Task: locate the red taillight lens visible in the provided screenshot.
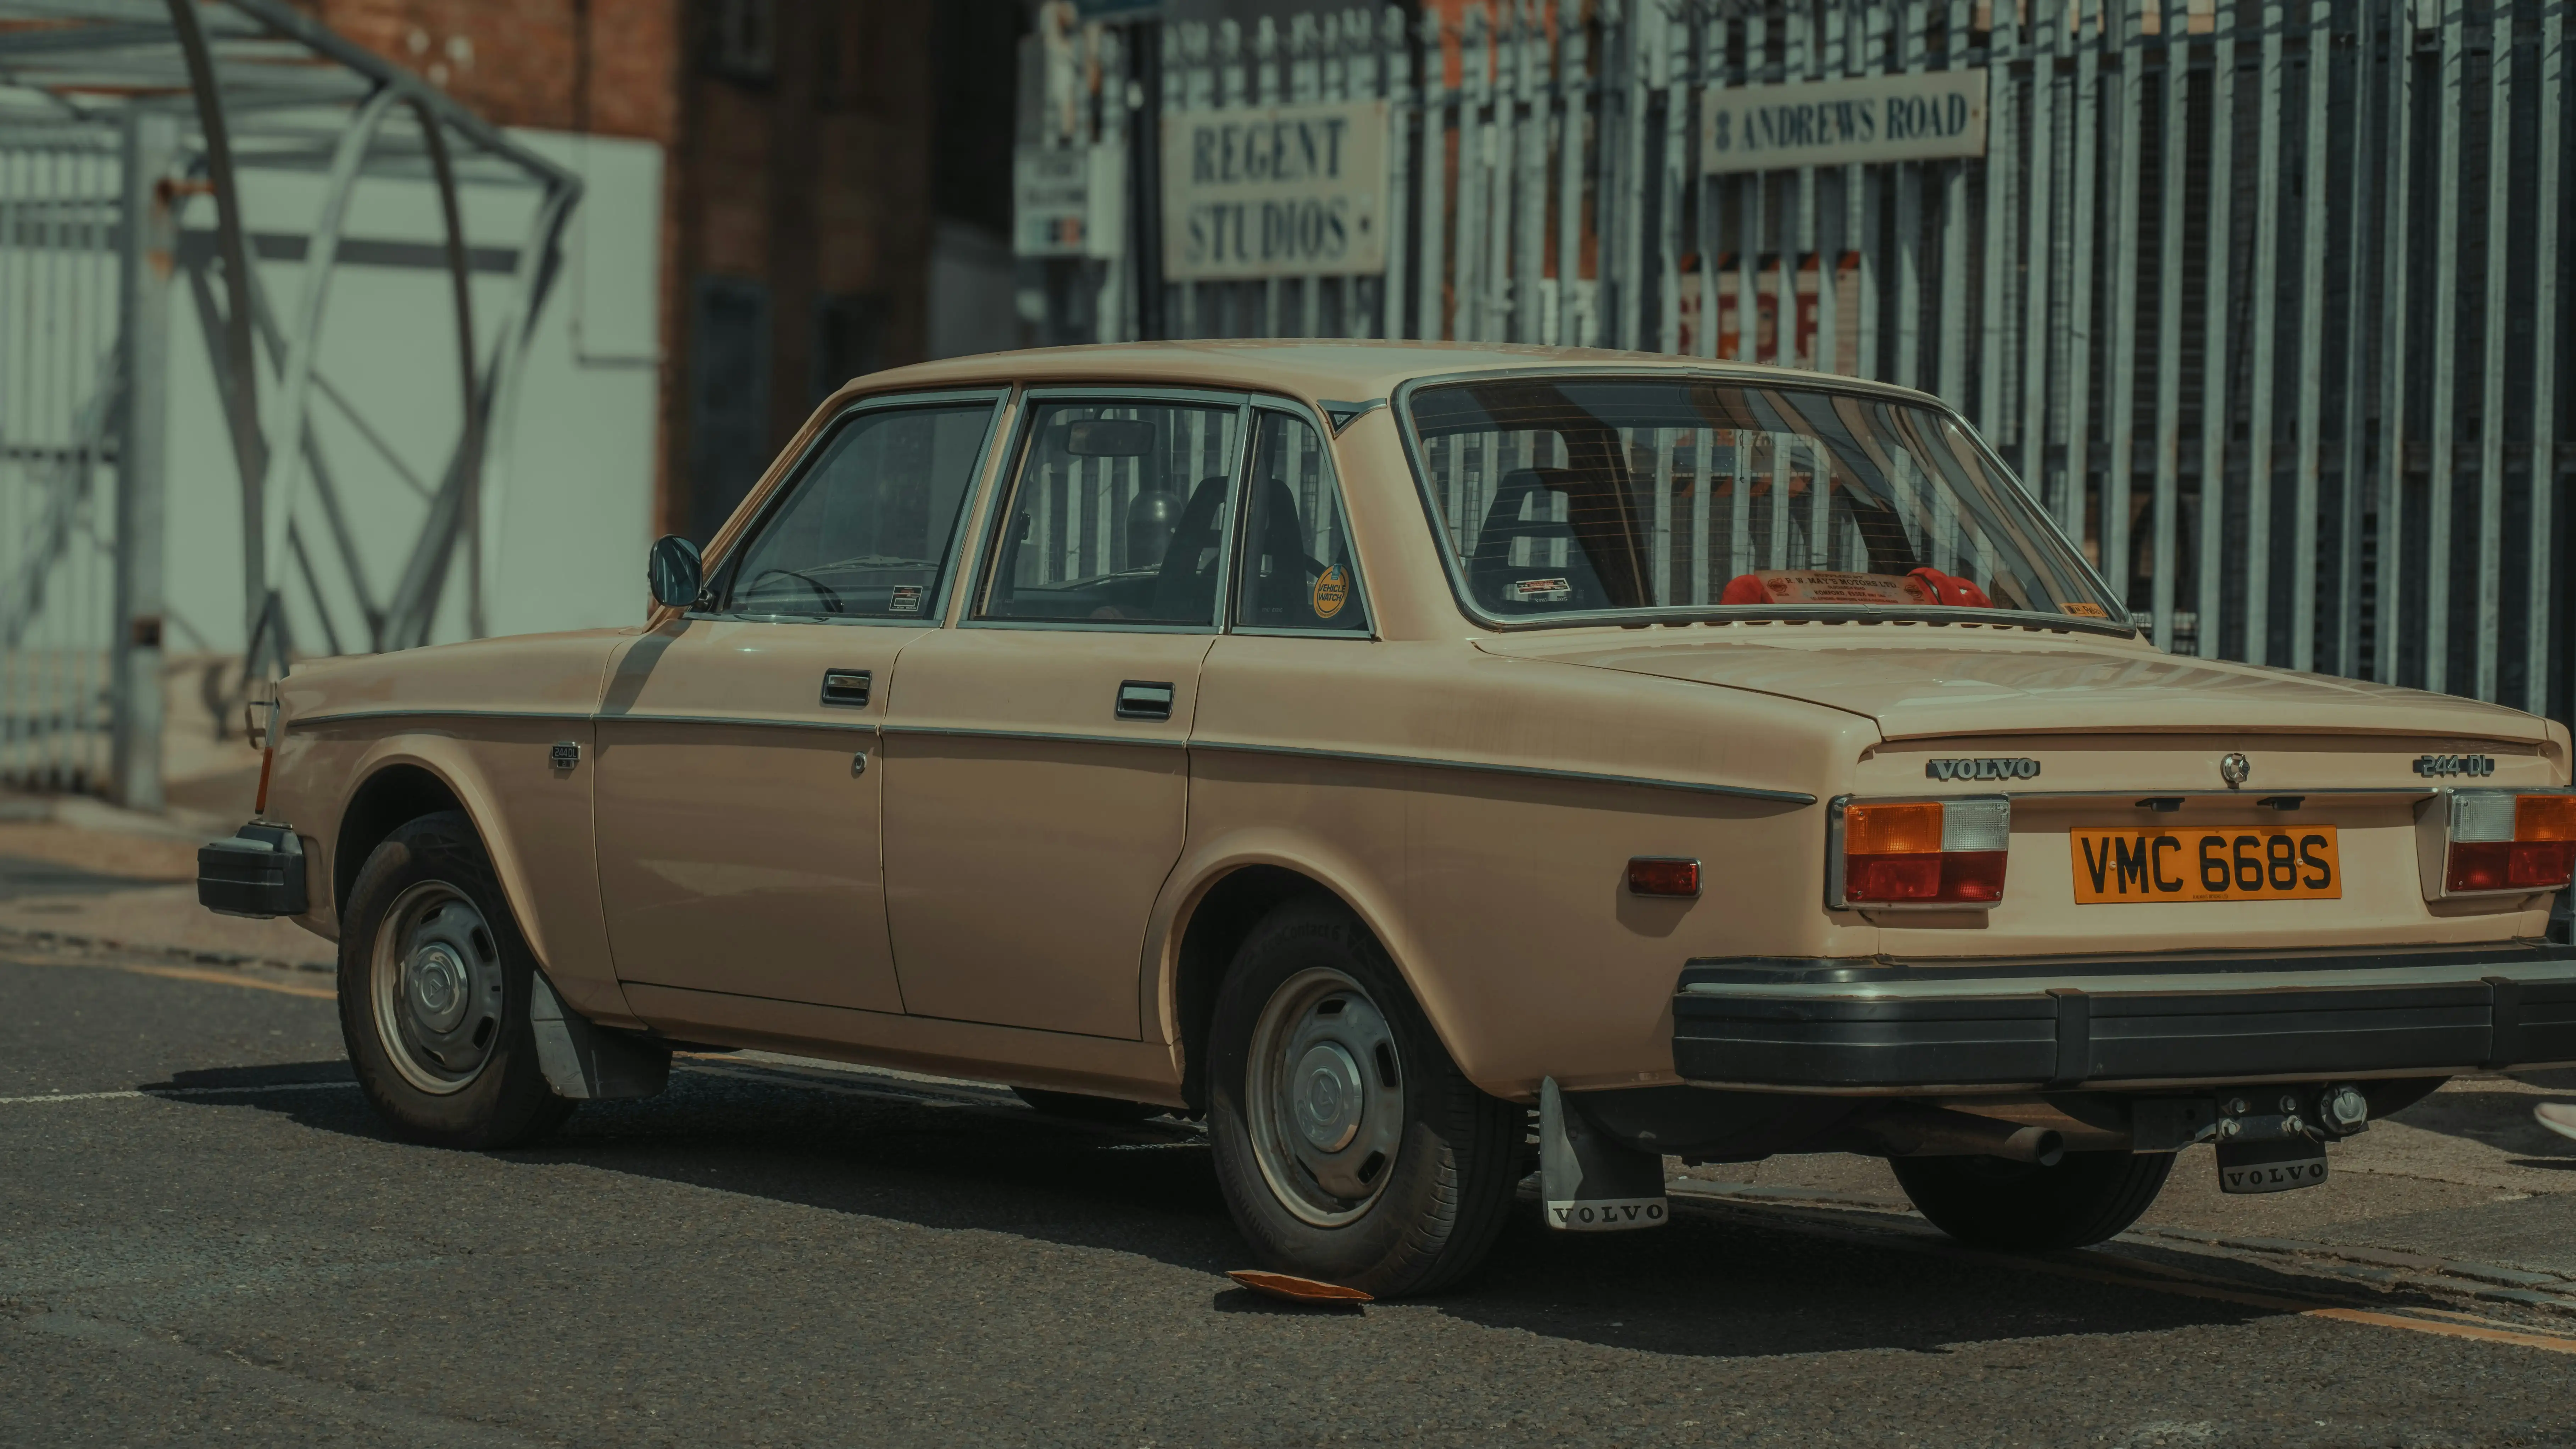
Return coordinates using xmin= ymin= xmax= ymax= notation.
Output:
xmin=2447 ymin=840 xmax=2576 ymax=893
xmin=1836 ymin=797 xmax=2010 ymax=908
xmin=1626 ymin=857 xmax=1701 ymax=897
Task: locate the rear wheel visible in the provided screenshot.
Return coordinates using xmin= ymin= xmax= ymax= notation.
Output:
xmin=1207 ymin=898 xmax=1521 ymax=1297
xmin=1891 ymin=1150 xmax=2174 ymax=1251
xmin=338 ymin=812 xmax=573 ymax=1149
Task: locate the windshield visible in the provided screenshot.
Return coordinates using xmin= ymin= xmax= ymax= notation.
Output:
xmin=1403 ymin=375 xmax=2123 ymax=629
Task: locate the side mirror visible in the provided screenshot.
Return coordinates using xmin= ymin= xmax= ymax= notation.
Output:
xmin=647 ymin=535 xmax=703 ymax=610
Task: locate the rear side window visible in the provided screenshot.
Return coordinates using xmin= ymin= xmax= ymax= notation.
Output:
xmin=978 ymin=399 xmax=1245 ymax=626
xmin=1235 ymin=411 xmax=1368 ymax=633
xmin=717 ymin=402 xmax=995 ymax=619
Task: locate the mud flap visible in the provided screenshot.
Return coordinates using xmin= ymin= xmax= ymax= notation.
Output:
xmin=1540 ymin=1076 xmax=1669 ymax=1231
xmin=529 ymin=973 xmax=671 ymax=1101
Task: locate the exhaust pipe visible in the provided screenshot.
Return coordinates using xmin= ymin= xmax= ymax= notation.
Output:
xmin=1864 ymin=1105 xmax=2065 ymax=1166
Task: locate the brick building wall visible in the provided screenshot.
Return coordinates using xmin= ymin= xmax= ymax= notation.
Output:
xmin=297 ymin=0 xmax=941 ymax=541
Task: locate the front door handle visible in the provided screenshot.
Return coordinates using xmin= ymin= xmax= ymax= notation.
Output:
xmin=1114 ymin=680 xmax=1174 ymax=721
xmin=820 ymin=669 xmax=871 ymax=707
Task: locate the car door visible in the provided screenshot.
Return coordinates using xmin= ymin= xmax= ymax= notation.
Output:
xmin=593 ymin=390 xmax=1005 ymax=1013
xmin=879 ymin=390 xmax=1249 ymax=1038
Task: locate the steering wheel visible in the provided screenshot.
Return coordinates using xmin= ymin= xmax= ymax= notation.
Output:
xmin=746 ymin=567 xmax=844 ymax=613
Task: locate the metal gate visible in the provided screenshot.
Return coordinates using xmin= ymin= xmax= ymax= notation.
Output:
xmin=0 ymin=131 xmax=121 ymax=792
xmin=1033 ymin=0 xmax=2574 ymax=723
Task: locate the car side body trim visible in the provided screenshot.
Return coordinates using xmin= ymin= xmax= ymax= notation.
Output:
xmin=1186 ymin=738 xmax=1817 ymax=804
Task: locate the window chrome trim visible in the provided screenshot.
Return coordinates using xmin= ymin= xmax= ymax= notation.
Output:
xmin=1387 ymin=367 xmax=2137 ymax=640
xmin=1189 ymin=738 xmax=1814 ymax=804
xmin=1230 ymin=396 xmax=1381 ymax=640
xmin=964 ymin=386 xmax=1256 ymax=632
xmin=882 ymin=724 xmax=1186 ymax=751
xmin=692 ymin=386 xmax=1010 ymax=628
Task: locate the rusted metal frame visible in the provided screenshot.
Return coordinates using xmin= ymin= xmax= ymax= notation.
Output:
xmin=2336 ymin=0 xmax=2381 ymax=679
xmin=2472 ymin=0 xmax=2513 ymax=701
xmin=2534 ymin=0 xmax=2564 ymax=713
xmin=252 ymin=83 xmax=399 ymax=648
xmin=2196 ymin=2 xmax=2237 ymax=658
xmin=2425 ymin=0 xmax=2464 ymax=693
xmin=1414 ymin=7 xmax=1448 ymax=340
xmin=2291 ymin=0 xmax=2333 ymax=671
xmin=1978 ymin=0 xmax=2016 ymax=442
xmin=2149 ymin=0 xmax=2188 ymax=650
xmin=2243 ymin=0 xmax=2287 ymax=661
xmin=164 ymin=0 xmax=266 ymax=661
xmin=2102 ymin=0 xmax=2145 ymax=615
xmin=2374 ymin=0 xmax=2414 ymax=684
xmin=1558 ymin=0 xmax=1591 ymax=346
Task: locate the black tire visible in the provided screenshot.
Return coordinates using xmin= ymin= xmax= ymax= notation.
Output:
xmin=338 ymin=811 xmax=573 ymax=1149
xmin=1207 ymin=897 xmax=1522 ymax=1297
xmin=1891 ymin=1150 xmax=2174 ymax=1251
xmin=1013 ymin=1087 xmax=1165 ymax=1122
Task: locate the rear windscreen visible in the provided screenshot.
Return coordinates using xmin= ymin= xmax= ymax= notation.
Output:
xmin=1404 ymin=377 xmax=2120 ymax=626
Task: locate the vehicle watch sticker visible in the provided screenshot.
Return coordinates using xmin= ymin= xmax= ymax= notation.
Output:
xmin=2059 ymin=600 xmax=2110 ymax=618
xmin=1311 ymin=564 xmax=1350 ymax=619
xmin=1512 ymin=576 xmax=1573 ymax=602
xmin=888 ymin=585 xmax=924 ymax=614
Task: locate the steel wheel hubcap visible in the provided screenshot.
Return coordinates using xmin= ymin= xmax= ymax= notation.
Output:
xmin=371 ymin=881 xmax=504 ymax=1095
xmin=1246 ymin=968 xmax=1404 ymax=1227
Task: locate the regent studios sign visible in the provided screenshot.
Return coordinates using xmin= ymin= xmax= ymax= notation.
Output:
xmin=1162 ymin=100 xmax=1390 ymax=280
xmin=1702 ymin=69 xmax=1988 ymax=174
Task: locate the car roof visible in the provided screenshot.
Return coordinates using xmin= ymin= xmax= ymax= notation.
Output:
xmin=838 ymin=340 xmax=1948 ymax=414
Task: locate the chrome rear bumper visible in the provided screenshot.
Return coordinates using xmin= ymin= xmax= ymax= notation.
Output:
xmin=1671 ymin=941 xmax=2576 ymax=1093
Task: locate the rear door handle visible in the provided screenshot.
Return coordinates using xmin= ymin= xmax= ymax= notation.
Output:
xmin=1114 ymin=680 xmax=1174 ymax=721
xmin=820 ymin=669 xmax=871 ymax=707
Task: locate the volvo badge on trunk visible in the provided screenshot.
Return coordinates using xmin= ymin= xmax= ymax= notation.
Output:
xmin=1924 ymin=757 xmax=2041 ymax=782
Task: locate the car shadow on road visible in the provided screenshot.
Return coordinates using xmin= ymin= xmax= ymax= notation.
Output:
xmin=172 ymin=1058 xmax=2283 ymax=1360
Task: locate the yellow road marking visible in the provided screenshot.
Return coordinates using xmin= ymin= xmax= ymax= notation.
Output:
xmin=114 ymin=962 xmax=336 ymax=999
xmin=1674 ymin=1189 xmax=2576 ymax=1358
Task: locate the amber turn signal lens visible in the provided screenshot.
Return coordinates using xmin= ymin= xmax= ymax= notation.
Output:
xmin=1626 ymin=857 xmax=1701 ymax=897
xmin=2516 ymin=794 xmax=2576 ymax=842
xmin=1844 ymin=802 xmax=1943 ymax=855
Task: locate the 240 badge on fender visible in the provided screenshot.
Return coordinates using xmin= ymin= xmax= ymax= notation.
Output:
xmin=2071 ymin=826 xmax=2342 ymax=903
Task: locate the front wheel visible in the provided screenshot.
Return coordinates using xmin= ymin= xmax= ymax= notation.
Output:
xmin=338 ymin=812 xmax=573 ymax=1149
xmin=1891 ymin=1150 xmax=2174 ymax=1251
xmin=1207 ymin=898 xmax=1522 ymax=1297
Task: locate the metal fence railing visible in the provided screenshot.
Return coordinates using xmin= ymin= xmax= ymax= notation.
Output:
xmin=0 ymin=134 xmax=122 ymax=792
xmin=1034 ymin=0 xmax=2573 ymax=726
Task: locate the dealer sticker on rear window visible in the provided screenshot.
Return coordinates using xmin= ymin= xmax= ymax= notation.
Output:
xmin=1512 ymin=577 xmax=1573 ymax=603
xmin=888 ymin=585 xmax=925 ymax=614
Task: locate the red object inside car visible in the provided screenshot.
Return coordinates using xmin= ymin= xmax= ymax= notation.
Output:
xmin=1908 ymin=568 xmax=1992 ymax=608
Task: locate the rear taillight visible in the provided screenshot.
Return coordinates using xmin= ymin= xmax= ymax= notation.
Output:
xmin=2441 ymin=791 xmax=2576 ymax=896
xmin=1830 ymin=796 xmax=2011 ymax=909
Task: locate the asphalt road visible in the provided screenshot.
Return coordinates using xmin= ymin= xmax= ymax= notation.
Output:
xmin=6 ymin=946 xmax=2575 ymax=1449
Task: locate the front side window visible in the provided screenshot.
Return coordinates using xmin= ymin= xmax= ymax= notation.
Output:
xmin=716 ymin=401 xmax=996 ymax=619
xmin=979 ymin=399 xmax=1245 ymax=625
xmin=1405 ymin=376 xmax=2122 ymax=628
xmin=1235 ymin=411 xmax=1368 ymax=633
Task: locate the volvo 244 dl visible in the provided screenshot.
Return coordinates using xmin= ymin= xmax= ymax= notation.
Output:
xmin=200 ymin=342 xmax=2576 ymax=1296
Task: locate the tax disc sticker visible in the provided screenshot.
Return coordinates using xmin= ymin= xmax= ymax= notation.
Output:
xmin=888 ymin=585 xmax=925 ymax=614
xmin=1512 ymin=576 xmax=1573 ymax=603
xmin=2058 ymin=600 xmax=2109 ymax=618
xmin=1311 ymin=565 xmax=1350 ymax=619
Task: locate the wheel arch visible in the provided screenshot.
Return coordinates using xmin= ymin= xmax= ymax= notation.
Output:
xmin=1147 ymin=834 xmax=1468 ymax=1113
xmin=329 ymin=741 xmax=552 ymax=971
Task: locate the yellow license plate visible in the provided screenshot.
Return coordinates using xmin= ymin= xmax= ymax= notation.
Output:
xmin=2070 ymin=826 xmax=2342 ymax=903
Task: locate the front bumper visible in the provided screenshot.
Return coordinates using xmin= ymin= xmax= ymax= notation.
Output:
xmin=1672 ymin=941 xmax=2576 ymax=1092
xmin=197 ymin=821 xmax=309 ymax=919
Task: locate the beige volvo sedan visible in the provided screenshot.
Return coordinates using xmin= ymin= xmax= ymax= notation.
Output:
xmin=201 ymin=342 xmax=2576 ymax=1296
